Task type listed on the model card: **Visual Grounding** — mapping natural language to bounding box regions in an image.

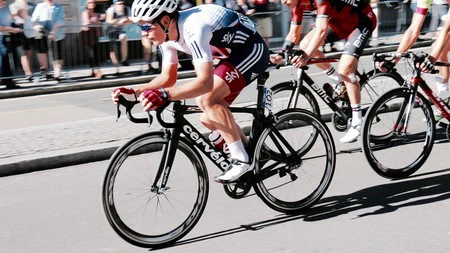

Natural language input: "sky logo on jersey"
[225,69,240,83]
[222,32,235,44]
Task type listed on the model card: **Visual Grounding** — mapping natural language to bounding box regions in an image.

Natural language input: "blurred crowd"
[0,0,448,89]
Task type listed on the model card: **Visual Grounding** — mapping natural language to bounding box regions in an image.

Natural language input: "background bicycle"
[270,51,405,132]
[361,51,450,179]
[102,68,336,248]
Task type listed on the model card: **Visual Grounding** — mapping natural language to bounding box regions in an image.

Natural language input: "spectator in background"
[204,0,224,6]
[250,0,276,46]
[106,0,132,67]
[9,0,35,82]
[81,0,105,79]
[31,0,65,82]
[224,0,254,15]
[429,0,449,34]
[141,32,159,74]
[0,0,21,89]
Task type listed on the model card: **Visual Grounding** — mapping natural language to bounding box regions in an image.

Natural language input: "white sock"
[435,76,449,100]
[351,104,362,127]
[324,67,341,85]
[227,140,249,163]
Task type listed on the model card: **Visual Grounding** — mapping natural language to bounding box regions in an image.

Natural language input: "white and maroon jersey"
[160,4,259,65]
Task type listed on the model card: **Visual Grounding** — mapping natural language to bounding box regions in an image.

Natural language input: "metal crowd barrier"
[0,2,443,84]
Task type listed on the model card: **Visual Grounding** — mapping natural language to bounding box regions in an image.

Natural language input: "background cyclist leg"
[338,55,362,143]
[433,41,450,120]
[299,29,342,88]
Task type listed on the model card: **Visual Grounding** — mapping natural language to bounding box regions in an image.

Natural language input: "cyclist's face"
[139,20,164,45]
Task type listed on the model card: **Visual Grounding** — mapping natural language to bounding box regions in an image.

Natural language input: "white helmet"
[131,0,178,23]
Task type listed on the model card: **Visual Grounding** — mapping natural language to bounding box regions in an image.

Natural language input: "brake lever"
[116,103,122,122]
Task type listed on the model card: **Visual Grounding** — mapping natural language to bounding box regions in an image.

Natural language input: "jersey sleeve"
[184,22,213,63]
[160,43,179,66]
[415,0,432,15]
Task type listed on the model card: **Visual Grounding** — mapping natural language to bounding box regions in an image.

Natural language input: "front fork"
[151,128,181,194]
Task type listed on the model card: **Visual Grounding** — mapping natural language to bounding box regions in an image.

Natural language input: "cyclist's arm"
[164,61,214,101]
[283,5,304,51]
[395,0,431,62]
[428,11,450,62]
[134,63,178,97]
[396,13,427,60]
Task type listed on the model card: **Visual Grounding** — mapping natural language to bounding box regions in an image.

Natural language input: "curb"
[0,111,335,177]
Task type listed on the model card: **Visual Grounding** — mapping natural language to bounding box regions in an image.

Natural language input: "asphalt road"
[1,122,449,253]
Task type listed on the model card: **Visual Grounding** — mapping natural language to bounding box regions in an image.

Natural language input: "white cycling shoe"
[340,125,361,143]
[214,159,253,184]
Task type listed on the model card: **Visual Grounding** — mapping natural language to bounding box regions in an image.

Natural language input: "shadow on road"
[150,167,450,251]
[303,167,450,221]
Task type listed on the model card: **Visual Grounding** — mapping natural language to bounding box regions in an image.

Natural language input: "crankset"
[223,174,252,199]
[331,109,351,132]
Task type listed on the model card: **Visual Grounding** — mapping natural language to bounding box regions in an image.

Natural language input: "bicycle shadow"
[303,167,450,222]
[149,167,450,251]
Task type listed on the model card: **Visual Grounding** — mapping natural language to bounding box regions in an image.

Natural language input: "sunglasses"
[138,22,157,32]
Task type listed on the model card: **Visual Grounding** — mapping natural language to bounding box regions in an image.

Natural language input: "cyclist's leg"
[435,41,450,100]
[299,28,341,85]
[208,41,269,183]
[338,24,373,143]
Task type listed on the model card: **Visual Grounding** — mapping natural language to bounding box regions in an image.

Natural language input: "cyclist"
[271,2,342,93]
[280,0,377,143]
[379,0,450,120]
[111,0,269,183]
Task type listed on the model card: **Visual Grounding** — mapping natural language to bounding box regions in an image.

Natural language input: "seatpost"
[256,72,270,110]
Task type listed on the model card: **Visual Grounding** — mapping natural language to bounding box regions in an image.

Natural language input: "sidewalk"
[0,36,435,177]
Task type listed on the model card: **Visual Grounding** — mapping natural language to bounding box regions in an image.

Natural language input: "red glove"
[142,88,169,110]
[112,87,136,104]
[112,87,135,95]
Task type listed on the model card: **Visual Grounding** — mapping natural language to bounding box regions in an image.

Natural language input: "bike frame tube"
[297,69,348,119]
[399,85,419,133]
[420,79,450,120]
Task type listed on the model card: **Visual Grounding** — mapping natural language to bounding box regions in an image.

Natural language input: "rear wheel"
[253,109,335,214]
[361,88,435,179]
[270,81,320,116]
[360,71,405,114]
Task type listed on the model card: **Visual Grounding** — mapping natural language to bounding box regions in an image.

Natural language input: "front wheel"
[252,109,336,214]
[361,87,435,179]
[102,132,209,248]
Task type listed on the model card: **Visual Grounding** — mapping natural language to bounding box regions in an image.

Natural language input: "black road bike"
[102,66,336,248]
[270,52,405,131]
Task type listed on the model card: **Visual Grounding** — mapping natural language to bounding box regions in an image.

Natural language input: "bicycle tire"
[360,71,405,114]
[270,81,321,116]
[252,109,336,214]
[361,87,435,179]
[102,132,209,248]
